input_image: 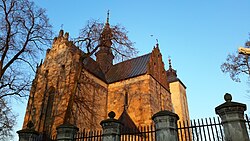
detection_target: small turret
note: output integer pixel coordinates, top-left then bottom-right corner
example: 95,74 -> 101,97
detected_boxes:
166,58 -> 178,82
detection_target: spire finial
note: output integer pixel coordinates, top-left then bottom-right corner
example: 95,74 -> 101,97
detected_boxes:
156,39 -> 159,48
106,10 -> 110,23
168,57 -> 172,69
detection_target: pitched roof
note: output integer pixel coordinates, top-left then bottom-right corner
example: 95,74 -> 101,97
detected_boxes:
83,57 -> 106,81
105,53 -> 151,83
118,110 -> 140,134
83,53 -> 156,84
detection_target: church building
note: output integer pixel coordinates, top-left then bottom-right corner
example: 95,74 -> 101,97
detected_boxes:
22,17 -> 190,136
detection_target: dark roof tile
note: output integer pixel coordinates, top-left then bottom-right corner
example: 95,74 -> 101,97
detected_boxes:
118,110 -> 140,134
83,57 -> 106,82
106,53 -> 151,83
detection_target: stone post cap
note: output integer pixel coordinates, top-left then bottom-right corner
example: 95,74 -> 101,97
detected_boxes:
16,121 -> 39,135
16,128 -> 39,135
152,110 -> 179,120
100,111 -> 121,125
56,123 -> 79,131
215,93 -> 246,114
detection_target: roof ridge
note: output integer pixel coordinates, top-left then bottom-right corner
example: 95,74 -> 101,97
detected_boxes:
113,53 -> 151,66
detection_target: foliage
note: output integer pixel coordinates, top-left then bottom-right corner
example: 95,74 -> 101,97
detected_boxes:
0,0 -> 52,138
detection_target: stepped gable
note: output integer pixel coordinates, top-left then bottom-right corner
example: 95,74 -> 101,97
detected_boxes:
81,42 -> 169,87
147,44 -> 169,90
105,53 -> 151,83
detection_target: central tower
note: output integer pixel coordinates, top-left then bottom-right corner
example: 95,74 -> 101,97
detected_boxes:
95,12 -> 114,73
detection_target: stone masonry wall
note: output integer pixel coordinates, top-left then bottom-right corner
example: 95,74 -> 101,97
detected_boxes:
23,33 -> 83,135
170,81 -> 190,122
23,32 -> 108,136
108,74 -> 172,126
74,69 -> 108,131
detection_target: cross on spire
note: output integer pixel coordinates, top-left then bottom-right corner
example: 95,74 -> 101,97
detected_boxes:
106,10 -> 110,23
168,57 -> 172,69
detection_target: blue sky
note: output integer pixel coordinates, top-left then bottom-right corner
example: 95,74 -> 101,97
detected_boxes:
15,0 -> 250,138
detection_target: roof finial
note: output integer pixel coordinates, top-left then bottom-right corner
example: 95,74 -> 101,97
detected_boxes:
60,24 -> 64,30
106,10 -> 110,23
168,57 -> 172,69
156,39 -> 159,48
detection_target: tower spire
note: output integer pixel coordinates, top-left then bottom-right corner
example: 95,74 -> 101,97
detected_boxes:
95,11 -> 114,73
166,57 -> 177,82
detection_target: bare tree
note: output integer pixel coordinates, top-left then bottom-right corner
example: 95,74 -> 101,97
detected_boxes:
221,41 -> 250,82
0,0 -> 52,138
0,98 -> 16,140
75,19 -> 137,61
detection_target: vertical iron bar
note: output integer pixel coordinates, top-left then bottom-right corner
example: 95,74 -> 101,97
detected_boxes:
147,126 -> 149,141
141,126 -> 143,141
205,118 -> 211,141
197,119 -> 203,141
193,120 -> 199,141
179,121 -> 183,141
245,114 -> 250,131
183,120 -> 188,140
201,119 -> 207,141
82,129 -> 85,141
213,117 -> 219,141
190,120 -> 195,141
218,117 -> 224,141
151,125 -> 154,141
186,120 -> 191,141
209,118 -> 215,141
151,125 -> 153,141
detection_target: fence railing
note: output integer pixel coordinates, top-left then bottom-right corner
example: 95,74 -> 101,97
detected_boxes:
72,115 -> 250,141
120,125 -> 155,141
74,125 -> 156,141
178,117 -> 224,141
32,133 -> 56,141
75,129 -> 102,141
28,114 -> 250,141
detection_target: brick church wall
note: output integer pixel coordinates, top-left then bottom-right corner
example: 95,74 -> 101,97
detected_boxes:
22,30 -> 189,137
108,74 -> 172,127
23,32 -> 109,135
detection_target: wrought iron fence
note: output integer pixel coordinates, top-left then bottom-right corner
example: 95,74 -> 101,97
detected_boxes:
74,117 -> 224,141
74,125 -> 155,141
32,132 -> 56,141
178,117 -> 224,141
120,125 -> 155,141
30,114 -> 250,141
245,114 -> 250,136
75,129 -> 102,141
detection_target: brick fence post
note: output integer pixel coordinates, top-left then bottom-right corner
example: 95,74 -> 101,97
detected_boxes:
16,121 -> 39,141
100,111 -> 121,141
215,93 -> 249,141
152,110 -> 179,141
56,123 -> 79,141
